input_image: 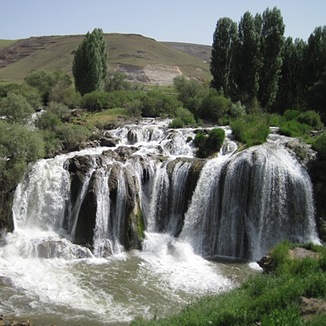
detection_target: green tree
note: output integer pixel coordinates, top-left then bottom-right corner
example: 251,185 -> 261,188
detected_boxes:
72,28 -> 108,95
210,17 -> 237,97
0,121 -> 45,190
234,11 -> 261,103
258,7 -> 285,109
275,37 -> 306,113
173,76 -> 207,118
0,93 -> 34,124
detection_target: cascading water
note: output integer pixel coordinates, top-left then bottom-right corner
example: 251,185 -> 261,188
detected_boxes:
0,119 -> 320,325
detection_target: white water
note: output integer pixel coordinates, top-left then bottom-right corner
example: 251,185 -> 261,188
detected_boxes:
0,120 -> 239,325
0,119 -> 319,324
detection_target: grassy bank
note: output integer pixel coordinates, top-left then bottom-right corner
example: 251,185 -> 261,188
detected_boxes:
131,242 -> 326,326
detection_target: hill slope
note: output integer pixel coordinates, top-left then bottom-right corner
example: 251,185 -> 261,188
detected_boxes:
0,33 -> 211,84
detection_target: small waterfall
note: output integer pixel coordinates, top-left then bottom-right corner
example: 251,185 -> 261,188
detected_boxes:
180,138 -> 319,260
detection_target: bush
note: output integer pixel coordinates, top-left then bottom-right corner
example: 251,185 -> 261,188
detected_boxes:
56,124 -> 91,151
82,90 -> 109,112
196,128 -> 225,158
283,109 -> 300,121
298,110 -> 324,130
169,107 -> 196,128
229,101 -> 246,119
169,117 -> 184,128
0,121 -> 45,190
198,90 -> 231,122
0,93 -> 34,124
231,114 -> 270,147
36,102 -> 70,131
313,131 -> 326,160
279,120 -> 311,137
141,89 -> 181,117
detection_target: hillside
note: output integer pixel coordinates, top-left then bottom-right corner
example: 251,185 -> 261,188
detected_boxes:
0,33 -> 211,84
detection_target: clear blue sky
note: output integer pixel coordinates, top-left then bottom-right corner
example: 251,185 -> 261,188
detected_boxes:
1,0 -> 325,45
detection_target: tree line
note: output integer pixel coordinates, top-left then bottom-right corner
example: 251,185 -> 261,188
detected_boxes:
210,7 -> 326,122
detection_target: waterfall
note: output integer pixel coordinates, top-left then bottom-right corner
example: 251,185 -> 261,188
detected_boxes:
0,119 -> 320,324
7,120 -> 319,261
180,137 -> 319,260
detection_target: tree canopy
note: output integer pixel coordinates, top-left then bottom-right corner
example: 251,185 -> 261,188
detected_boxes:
72,28 -> 108,95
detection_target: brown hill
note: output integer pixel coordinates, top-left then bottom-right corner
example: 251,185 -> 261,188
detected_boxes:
0,33 -> 211,84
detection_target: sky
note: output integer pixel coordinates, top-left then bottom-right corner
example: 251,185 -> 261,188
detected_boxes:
1,0 -> 325,45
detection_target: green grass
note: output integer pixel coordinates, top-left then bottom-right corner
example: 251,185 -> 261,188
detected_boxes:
0,34 -> 210,83
78,107 -> 130,129
0,39 -> 16,50
131,242 -> 326,326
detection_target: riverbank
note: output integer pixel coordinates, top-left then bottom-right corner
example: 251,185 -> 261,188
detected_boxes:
131,242 -> 326,325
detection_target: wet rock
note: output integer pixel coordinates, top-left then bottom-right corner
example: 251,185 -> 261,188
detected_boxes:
257,255 -> 277,273
99,136 -> 117,147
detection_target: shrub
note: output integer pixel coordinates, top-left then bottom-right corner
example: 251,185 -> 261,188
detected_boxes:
283,109 -> 300,121
169,107 -> 196,128
169,117 -> 184,128
313,131 -> 326,160
298,110 -> 324,130
141,89 -> 181,117
56,124 -> 91,151
279,120 -> 311,137
229,101 -> 246,119
198,90 -> 231,122
36,102 -> 70,131
231,114 -> 270,147
82,90 -> 109,112
0,93 -> 34,124
0,121 -> 45,190
196,128 -> 225,158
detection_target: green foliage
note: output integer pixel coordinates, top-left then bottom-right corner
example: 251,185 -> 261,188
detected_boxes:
0,92 -> 34,124
56,123 -> 91,151
229,101 -> 246,119
210,17 -> 238,97
258,7 -> 285,108
0,121 -> 45,190
297,110 -> 324,130
198,90 -> 231,122
169,107 -> 196,128
283,109 -> 301,121
231,114 -> 270,146
72,28 -> 108,95
140,89 -> 181,117
279,120 -> 311,137
313,131 -> 326,160
104,71 -> 130,92
25,70 -> 72,105
82,90 -> 109,112
196,128 -> 225,158
49,81 -> 81,108
173,76 -> 208,116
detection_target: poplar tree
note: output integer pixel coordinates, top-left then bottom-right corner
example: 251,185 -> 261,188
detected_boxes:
210,17 -> 237,97
234,11 -> 261,103
258,7 -> 285,109
72,28 -> 108,95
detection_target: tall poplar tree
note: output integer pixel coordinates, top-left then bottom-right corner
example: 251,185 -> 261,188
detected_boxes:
72,28 -> 108,95
258,7 -> 285,109
210,17 -> 237,97
234,11 -> 261,103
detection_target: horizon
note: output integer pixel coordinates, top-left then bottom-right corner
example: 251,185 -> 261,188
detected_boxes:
1,1 -> 325,45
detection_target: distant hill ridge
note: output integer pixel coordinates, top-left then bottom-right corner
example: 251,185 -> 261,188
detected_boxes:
0,33 -> 211,84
